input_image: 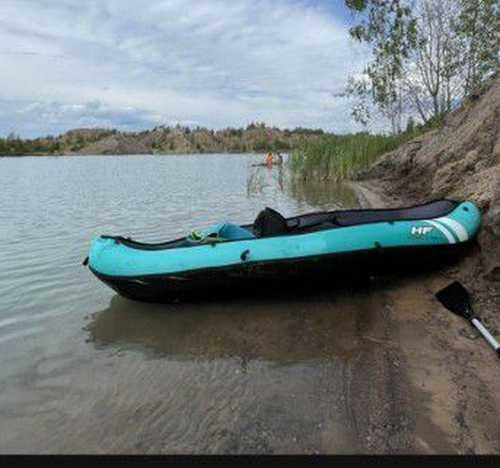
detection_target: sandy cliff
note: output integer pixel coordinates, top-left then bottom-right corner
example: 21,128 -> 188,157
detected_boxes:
361,74 -> 500,308
351,75 -> 500,454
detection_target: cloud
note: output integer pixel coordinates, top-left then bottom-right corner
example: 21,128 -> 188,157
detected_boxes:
0,98 -> 161,136
0,0 -> 370,137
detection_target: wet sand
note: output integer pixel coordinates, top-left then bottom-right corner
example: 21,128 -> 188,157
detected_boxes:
350,181 -> 500,454
1,279 -> 454,454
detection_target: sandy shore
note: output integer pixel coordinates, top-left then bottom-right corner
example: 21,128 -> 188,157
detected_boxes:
346,181 -> 500,454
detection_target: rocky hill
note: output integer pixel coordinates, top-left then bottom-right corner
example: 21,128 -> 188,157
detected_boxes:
0,124 -> 325,156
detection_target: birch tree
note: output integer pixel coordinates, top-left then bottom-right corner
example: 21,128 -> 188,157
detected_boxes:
344,0 -> 499,130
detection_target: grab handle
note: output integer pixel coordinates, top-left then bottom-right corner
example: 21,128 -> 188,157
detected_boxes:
240,249 -> 250,261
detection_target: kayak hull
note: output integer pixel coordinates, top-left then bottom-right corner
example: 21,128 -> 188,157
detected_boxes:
90,243 -> 474,303
87,200 -> 481,303
89,202 -> 480,302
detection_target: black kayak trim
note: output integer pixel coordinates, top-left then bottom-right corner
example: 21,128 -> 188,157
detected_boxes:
102,199 -> 460,251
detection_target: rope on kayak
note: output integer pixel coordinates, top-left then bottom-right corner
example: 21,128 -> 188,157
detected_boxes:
187,230 -> 226,245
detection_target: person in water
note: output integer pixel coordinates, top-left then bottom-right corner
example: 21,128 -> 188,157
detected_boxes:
266,152 -> 274,166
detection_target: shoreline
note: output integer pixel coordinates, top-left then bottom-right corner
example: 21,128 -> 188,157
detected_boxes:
348,180 -> 500,453
0,151 -> 279,158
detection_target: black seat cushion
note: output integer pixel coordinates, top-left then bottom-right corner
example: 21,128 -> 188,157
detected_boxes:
333,200 -> 458,226
254,207 -> 289,237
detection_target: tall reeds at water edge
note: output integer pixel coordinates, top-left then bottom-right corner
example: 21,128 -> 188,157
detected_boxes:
289,132 -> 411,181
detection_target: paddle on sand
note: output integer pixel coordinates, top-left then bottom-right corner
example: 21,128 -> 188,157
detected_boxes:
436,281 -> 500,358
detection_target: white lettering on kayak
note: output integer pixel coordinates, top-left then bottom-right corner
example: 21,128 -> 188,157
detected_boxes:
411,226 -> 433,237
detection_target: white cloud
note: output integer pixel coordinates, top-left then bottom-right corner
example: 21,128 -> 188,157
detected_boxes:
0,0 -> 371,137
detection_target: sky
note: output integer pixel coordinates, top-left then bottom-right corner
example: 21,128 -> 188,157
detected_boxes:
0,0 -> 371,138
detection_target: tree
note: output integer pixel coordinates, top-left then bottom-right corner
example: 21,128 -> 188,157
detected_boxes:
406,116 -> 415,133
404,0 -> 463,121
344,0 -> 499,130
455,0 -> 499,94
344,0 -> 417,131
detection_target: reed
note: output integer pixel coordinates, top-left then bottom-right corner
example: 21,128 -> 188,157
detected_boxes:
289,132 -> 412,181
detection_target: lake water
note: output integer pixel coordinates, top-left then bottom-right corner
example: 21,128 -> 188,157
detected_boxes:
0,154 -> 388,454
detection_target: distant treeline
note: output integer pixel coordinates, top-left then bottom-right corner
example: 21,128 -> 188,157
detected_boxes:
0,134 -> 62,156
0,123 -> 327,156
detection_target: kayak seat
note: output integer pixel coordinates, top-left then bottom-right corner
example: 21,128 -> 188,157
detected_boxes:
332,200 -> 458,226
254,208 -> 336,236
287,212 -> 333,232
283,200 -> 459,234
254,207 -> 289,237
218,223 -> 256,240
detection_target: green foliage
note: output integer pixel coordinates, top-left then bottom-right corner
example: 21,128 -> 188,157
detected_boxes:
456,0 -> 500,93
253,138 -> 271,152
344,0 -> 498,129
420,112 -> 446,131
292,127 -> 325,135
344,0 -> 419,129
289,128 -> 429,181
345,0 -> 368,11
273,139 -> 291,151
228,128 -> 243,137
347,0 -> 417,91
0,135 -> 63,156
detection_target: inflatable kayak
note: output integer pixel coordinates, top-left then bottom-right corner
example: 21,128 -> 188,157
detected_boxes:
85,200 -> 481,303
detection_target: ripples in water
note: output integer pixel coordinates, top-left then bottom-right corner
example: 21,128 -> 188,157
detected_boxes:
0,154 -> 381,453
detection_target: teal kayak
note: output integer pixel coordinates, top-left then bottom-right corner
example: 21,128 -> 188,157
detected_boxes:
85,200 -> 481,302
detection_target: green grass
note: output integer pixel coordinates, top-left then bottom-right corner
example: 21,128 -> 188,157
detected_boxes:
288,128 -> 432,181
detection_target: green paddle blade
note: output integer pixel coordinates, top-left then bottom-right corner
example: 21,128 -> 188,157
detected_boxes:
436,281 -> 473,320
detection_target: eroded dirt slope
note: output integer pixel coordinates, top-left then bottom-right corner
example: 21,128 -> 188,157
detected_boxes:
352,75 -> 500,454
361,74 -> 500,322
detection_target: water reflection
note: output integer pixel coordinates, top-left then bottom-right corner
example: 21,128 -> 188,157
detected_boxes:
86,285 -> 384,365
246,160 -> 358,211
0,154 -> 374,453
286,177 -> 359,211
246,163 -> 285,199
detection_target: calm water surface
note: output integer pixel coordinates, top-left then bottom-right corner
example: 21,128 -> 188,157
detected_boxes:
0,154 -> 385,453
